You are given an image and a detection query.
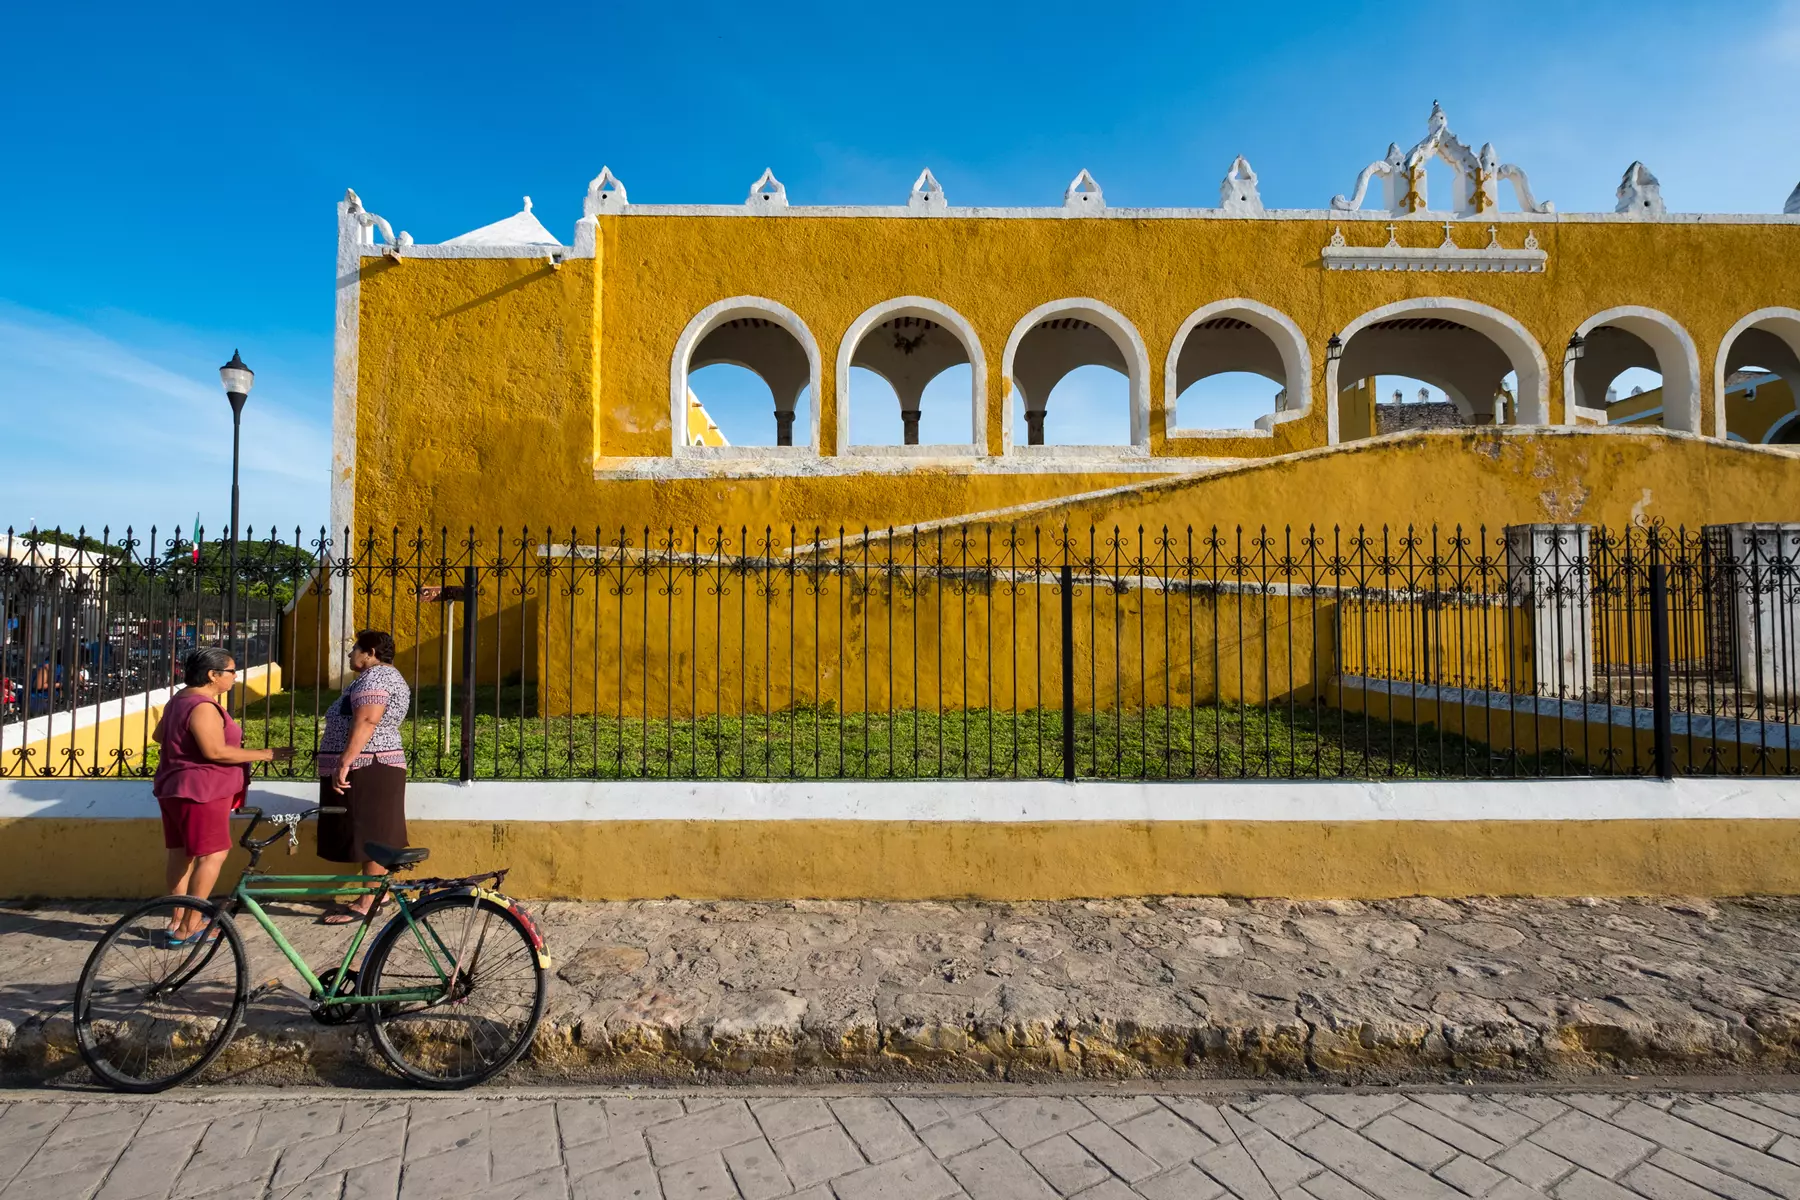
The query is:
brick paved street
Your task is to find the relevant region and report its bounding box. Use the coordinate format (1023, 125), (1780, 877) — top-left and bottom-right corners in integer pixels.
(9, 1085), (1800, 1200)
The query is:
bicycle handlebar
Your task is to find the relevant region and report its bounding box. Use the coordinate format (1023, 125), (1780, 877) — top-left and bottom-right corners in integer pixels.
(236, 805), (347, 855)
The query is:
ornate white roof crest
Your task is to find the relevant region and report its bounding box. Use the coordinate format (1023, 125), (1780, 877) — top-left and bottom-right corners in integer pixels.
(1615, 162), (1665, 216)
(1064, 169), (1105, 214)
(908, 168), (947, 214)
(1331, 102), (1552, 217)
(584, 167), (627, 216)
(747, 169), (788, 211)
(1219, 156), (1263, 214)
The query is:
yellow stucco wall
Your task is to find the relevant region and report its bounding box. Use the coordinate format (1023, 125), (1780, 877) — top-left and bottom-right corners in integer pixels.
(11, 814), (1800, 900)
(350, 215), (1800, 541)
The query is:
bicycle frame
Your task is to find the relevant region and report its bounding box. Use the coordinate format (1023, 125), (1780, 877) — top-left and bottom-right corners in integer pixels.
(228, 874), (444, 1007)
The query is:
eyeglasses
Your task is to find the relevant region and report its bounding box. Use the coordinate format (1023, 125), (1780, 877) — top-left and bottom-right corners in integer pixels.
(210, 667), (239, 676)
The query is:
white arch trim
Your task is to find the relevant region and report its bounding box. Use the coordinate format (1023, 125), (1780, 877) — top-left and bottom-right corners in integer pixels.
(670, 296), (823, 457)
(835, 296), (988, 456)
(1715, 307), (1800, 440)
(1164, 299), (1312, 440)
(1566, 306), (1703, 434)
(1001, 298), (1152, 455)
(1328, 297), (1552, 443)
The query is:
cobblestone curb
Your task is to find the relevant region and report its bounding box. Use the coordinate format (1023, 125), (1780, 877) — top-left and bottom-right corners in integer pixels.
(6, 895), (1800, 1085)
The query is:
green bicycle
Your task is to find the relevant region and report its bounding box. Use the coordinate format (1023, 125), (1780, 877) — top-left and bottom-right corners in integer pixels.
(73, 805), (550, 1093)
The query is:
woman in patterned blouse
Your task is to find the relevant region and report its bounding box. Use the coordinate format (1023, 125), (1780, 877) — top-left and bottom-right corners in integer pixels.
(316, 629), (412, 924)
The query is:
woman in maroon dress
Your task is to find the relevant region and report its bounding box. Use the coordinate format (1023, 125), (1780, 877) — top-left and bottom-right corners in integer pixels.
(151, 647), (292, 942)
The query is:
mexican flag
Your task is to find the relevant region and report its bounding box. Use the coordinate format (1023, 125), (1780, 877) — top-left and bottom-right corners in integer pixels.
(191, 513), (200, 564)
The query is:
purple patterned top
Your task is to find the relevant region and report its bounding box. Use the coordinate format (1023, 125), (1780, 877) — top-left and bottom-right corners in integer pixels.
(317, 663), (410, 776)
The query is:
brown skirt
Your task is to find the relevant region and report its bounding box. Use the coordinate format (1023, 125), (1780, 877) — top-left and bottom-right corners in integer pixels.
(317, 763), (408, 863)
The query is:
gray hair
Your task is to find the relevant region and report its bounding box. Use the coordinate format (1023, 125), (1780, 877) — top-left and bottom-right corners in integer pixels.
(183, 646), (236, 687)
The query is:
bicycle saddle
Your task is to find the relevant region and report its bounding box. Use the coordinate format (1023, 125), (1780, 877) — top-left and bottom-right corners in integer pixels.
(364, 842), (429, 869)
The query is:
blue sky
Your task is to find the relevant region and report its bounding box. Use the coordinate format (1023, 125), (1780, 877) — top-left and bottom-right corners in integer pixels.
(3, 1), (1797, 532)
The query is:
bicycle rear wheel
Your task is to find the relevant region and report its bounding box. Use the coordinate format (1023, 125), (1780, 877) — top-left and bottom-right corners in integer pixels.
(361, 892), (546, 1089)
(74, 897), (247, 1092)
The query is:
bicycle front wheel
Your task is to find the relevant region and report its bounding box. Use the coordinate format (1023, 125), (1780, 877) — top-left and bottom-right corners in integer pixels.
(74, 896), (247, 1092)
(361, 892), (546, 1088)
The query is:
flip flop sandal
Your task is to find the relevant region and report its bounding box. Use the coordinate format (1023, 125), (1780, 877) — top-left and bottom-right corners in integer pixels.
(319, 905), (373, 926)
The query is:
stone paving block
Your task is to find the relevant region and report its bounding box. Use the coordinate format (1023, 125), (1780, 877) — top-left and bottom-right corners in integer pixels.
(1756, 1098), (1800, 1121)
(44, 1104), (144, 1148)
(1610, 1102), (1800, 1197)
(1251, 1097), (1328, 1139)
(1433, 1154), (1507, 1197)
(830, 1146), (963, 1200)
(1236, 1124), (1328, 1191)
(1623, 1161), (1726, 1200)
(830, 1099), (921, 1163)
(1646, 1149), (1784, 1200)
(647, 1105), (762, 1166)
(1113, 1107), (1216, 1167)
(318, 1121), (418, 1180)
(946, 1140), (1061, 1200)
(658, 1153), (738, 1200)
(1081, 1097), (1160, 1127)
(1136, 1162), (1226, 1200)
(97, 1121), (208, 1200)
(136, 1102), (217, 1137)
(1561, 1098), (1628, 1122)
(1717, 1101), (1800, 1141)
(1391, 1104), (1505, 1159)
(1364, 1114), (1460, 1172)
(567, 1131), (655, 1178)
(1551, 1168), (1638, 1200)
(254, 1103), (343, 1149)
(749, 1097), (836, 1141)
(1774, 1139), (1800, 1168)
(491, 1103), (563, 1183)
(1163, 1099), (1234, 1145)
(1489, 1141), (1576, 1190)
(271, 1176), (348, 1200)
(1484, 1181), (1548, 1200)
(1412, 1097), (1543, 1148)
(1498, 1099), (1570, 1127)
(1196, 1140), (1279, 1200)
(772, 1123), (865, 1189)
(895, 1098), (954, 1131)
(404, 1106), (487, 1160)
(1528, 1112), (1653, 1180)
(1304, 1096), (1407, 1131)
(723, 1138), (791, 1200)
(983, 1099), (1096, 1150)
(342, 1155), (403, 1200)
(1670, 1102), (1782, 1151)
(399, 1138), (492, 1200)
(921, 1114), (1001, 1159)
(1069, 1122), (1161, 1184)
(606, 1099), (686, 1134)
(1069, 1181), (1136, 1200)
(1293, 1119), (1464, 1200)
(1021, 1133), (1111, 1196)
(1302, 1171), (1379, 1200)
(473, 1166), (573, 1200)
(573, 1155), (663, 1200)
(559, 1099), (613, 1148)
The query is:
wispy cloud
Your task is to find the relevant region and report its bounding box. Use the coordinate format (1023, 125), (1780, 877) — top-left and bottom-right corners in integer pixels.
(0, 302), (329, 533)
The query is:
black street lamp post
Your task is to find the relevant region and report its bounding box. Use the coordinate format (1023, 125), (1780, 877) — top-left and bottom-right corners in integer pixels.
(219, 351), (254, 691)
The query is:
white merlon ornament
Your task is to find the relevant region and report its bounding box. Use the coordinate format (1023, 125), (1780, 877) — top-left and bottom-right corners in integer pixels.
(1332, 101), (1552, 217)
(584, 167), (627, 216)
(1219, 156), (1263, 214)
(747, 169), (788, 211)
(1064, 169), (1104, 213)
(1616, 162), (1665, 216)
(1783, 181), (1799, 215)
(343, 188), (408, 248)
(908, 168), (947, 214)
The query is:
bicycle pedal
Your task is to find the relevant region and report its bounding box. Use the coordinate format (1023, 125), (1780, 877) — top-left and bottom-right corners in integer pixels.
(248, 976), (290, 1002)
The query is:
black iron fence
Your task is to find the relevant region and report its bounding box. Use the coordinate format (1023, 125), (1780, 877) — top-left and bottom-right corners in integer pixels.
(3, 521), (1795, 781)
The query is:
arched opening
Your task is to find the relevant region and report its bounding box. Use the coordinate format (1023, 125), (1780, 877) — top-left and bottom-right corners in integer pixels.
(671, 299), (821, 454)
(837, 299), (985, 453)
(1565, 308), (1700, 433)
(1166, 301), (1311, 436)
(1004, 301), (1149, 451)
(1332, 302), (1548, 442)
(1717, 310), (1800, 444)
